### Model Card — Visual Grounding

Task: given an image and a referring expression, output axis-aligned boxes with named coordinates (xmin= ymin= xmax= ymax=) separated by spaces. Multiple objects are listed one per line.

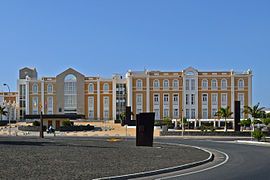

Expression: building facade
xmin=126 ymin=67 xmax=252 ymax=122
xmin=14 ymin=66 xmax=252 ymax=126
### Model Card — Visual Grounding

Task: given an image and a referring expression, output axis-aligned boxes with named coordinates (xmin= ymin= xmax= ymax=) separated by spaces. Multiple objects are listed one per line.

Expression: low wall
xmin=160 ymin=131 xmax=270 ymax=136
xmin=18 ymin=126 xmax=47 ymax=132
xmin=59 ymin=125 xmax=95 ymax=132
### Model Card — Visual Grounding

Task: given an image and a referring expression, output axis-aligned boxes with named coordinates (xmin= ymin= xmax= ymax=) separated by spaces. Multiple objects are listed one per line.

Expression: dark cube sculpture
xmin=234 ymin=101 xmax=241 ymax=131
xmin=136 ymin=112 xmax=155 ymax=147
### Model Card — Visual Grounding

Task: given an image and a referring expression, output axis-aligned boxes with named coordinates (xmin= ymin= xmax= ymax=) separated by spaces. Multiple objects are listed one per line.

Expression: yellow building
xmin=126 ymin=67 xmax=252 ymax=127
xmin=17 ymin=66 xmax=252 ymax=128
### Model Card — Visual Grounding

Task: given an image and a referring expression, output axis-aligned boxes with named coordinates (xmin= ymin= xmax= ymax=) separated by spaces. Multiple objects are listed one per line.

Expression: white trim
xmin=41 ymin=80 xmax=44 ymax=113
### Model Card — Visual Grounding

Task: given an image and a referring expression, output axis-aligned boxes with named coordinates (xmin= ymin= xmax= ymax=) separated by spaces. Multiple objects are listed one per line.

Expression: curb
xmin=95 ymin=143 xmax=214 ymax=180
xmin=235 ymin=140 xmax=270 ymax=145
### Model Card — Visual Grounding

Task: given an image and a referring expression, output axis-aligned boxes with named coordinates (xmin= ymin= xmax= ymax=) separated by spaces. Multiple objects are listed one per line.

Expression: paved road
xmin=153 ymin=137 xmax=270 ymax=180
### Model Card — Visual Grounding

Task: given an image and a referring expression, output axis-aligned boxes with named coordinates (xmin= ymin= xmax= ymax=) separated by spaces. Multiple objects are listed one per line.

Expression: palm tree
xmin=215 ymin=106 xmax=233 ymax=132
xmin=243 ymin=103 xmax=265 ymax=131
xmin=0 ymin=105 xmax=8 ymax=121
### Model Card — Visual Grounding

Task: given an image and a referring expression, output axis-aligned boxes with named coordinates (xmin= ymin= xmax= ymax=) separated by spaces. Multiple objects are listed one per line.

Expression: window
xmin=211 ymin=93 xmax=218 ymax=105
xmin=173 ymin=109 xmax=179 ymax=118
xmin=202 ymin=79 xmax=208 ymax=90
xmin=211 ymin=79 xmax=217 ymax=90
xmin=211 ymin=108 xmax=217 ymax=118
xmin=202 ymin=94 xmax=208 ymax=105
xmin=240 ymin=108 xmax=244 ymax=119
xmin=88 ymin=110 xmax=94 ymax=119
xmin=136 ymin=94 xmax=142 ymax=104
xmin=238 ymin=93 xmax=244 ymax=105
xmin=221 ymin=79 xmax=227 ymax=90
xmin=47 ymin=84 xmax=53 ymax=94
xmin=191 ymin=109 xmax=195 ymax=119
xmin=88 ymin=83 xmax=94 ymax=93
xmin=163 ymin=94 xmax=169 ymax=104
xmin=32 ymin=97 xmax=38 ymax=114
xmin=202 ymin=109 xmax=208 ymax=119
xmin=191 ymin=79 xmax=195 ymax=90
xmin=186 ymin=94 xmax=189 ymax=105
xmin=136 ymin=108 xmax=142 ymax=114
xmin=103 ymin=83 xmax=109 ymax=91
xmin=238 ymin=79 xmax=244 ymax=90
xmin=163 ymin=79 xmax=169 ymax=89
xmin=173 ymin=79 xmax=179 ymax=89
xmin=136 ymin=79 xmax=143 ymax=90
xmin=163 ymin=109 xmax=169 ymax=118
xmin=191 ymin=94 xmax=195 ymax=105
xmin=104 ymin=110 xmax=109 ymax=119
xmin=47 ymin=97 xmax=53 ymax=114
xmin=186 ymin=79 xmax=190 ymax=90
xmin=32 ymin=84 xmax=38 ymax=94
xmin=154 ymin=109 xmax=160 ymax=120
xmin=186 ymin=109 xmax=190 ymax=119
xmin=153 ymin=79 xmax=160 ymax=89
xmin=64 ymin=74 xmax=77 ymax=113
xmin=154 ymin=94 xmax=159 ymax=104
xmin=221 ymin=93 xmax=227 ymax=106
xmin=173 ymin=94 xmax=178 ymax=105
xmin=104 ymin=97 xmax=109 ymax=107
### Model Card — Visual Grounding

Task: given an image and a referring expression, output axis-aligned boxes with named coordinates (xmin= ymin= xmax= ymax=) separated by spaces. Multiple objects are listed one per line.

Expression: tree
xmin=243 ymin=103 xmax=265 ymax=131
xmin=215 ymin=106 xmax=233 ymax=132
xmin=0 ymin=105 xmax=8 ymax=121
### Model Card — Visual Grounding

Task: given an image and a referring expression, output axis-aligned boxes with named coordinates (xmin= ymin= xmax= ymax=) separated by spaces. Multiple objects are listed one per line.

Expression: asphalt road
xmin=153 ymin=137 xmax=270 ymax=180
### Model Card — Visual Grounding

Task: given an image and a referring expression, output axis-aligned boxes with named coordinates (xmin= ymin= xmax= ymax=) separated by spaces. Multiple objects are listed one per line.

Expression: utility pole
xmin=3 ymin=83 xmax=11 ymax=136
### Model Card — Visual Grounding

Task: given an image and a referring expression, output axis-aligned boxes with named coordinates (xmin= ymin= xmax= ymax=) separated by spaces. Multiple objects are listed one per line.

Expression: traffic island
xmin=0 ymin=136 xmax=211 ymax=179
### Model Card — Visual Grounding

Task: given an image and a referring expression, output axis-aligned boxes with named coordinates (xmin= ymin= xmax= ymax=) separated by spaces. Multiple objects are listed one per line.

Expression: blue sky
xmin=0 ymin=0 xmax=269 ymax=107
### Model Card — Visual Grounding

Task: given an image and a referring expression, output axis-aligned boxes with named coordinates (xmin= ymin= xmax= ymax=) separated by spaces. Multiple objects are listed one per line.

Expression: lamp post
xmin=3 ymin=83 xmax=11 ymax=136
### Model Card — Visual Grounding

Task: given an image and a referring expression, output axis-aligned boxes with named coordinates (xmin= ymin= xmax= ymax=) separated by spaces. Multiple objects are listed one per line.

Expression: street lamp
xmin=3 ymin=83 xmax=11 ymax=136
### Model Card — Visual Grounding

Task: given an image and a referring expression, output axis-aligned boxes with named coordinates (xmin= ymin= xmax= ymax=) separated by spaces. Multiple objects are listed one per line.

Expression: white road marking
xmin=157 ymin=148 xmax=229 ymax=180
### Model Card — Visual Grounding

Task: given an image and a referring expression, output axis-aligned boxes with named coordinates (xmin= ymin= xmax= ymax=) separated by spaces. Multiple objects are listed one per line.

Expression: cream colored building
xmin=126 ymin=67 xmax=252 ymax=127
xmin=17 ymin=66 xmax=252 ymax=128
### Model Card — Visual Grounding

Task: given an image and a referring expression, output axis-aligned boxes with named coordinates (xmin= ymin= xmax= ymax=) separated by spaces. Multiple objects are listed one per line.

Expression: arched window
xmin=47 ymin=84 xmax=53 ymax=94
xmin=88 ymin=83 xmax=94 ymax=93
xmin=103 ymin=83 xmax=109 ymax=91
xmin=136 ymin=79 xmax=143 ymax=90
xmin=32 ymin=84 xmax=38 ymax=94
xmin=173 ymin=79 xmax=179 ymax=89
xmin=64 ymin=74 xmax=77 ymax=113
xmin=163 ymin=79 xmax=169 ymax=89
xmin=153 ymin=79 xmax=160 ymax=89
xmin=202 ymin=79 xmax=208 ymax=90
xmin=238 ymin=79 xmax=244 ymax=89
xmin=211 ymin=79 xmax=217 ymax=89
xmin=221 ymin=79 xmax=227 ymax=90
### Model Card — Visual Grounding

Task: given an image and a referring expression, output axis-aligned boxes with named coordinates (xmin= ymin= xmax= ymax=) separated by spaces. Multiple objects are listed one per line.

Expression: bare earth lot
xmin=0 ymin=137 xmax=209 ymax=180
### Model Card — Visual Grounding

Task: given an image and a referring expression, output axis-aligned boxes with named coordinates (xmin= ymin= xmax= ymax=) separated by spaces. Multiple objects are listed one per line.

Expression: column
xmin=112 ymin=79 xmax=116 ymax=120
xmin=41 ymin=80 xmax=44 ymax=113
xmin=146 ymin=76 xmax=150 ymax=112
xmin=97 ymin=78 xmax=100 ymax=119
xmin=231 ymin=74 xmax=235 ymax=117
xmin=26 ymin=81 xmax=29 ymax=114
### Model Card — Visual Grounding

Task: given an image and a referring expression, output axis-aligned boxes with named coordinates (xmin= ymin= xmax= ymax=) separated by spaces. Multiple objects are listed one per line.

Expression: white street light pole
xmin=3 ymin=83 xmax=11 ymax=136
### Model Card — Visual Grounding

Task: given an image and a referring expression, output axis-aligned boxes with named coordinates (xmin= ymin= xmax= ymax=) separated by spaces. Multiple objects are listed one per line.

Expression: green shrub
xmin=252 ymin=130 xmax=266 ymax=141
xmin=62 ymin=120 xmax=72 ymax=127
xmin=209 ymin=126 xmax=215 ymax=132
xmin=240 ymin=119 xmax=251 ymax=126
xmin=200 ymin=125 xmax=207 ymax=132
xmin=262 ymin=118 xmax=270 ymax=125
xmin=32 ymin=121 xmax=40 ymax=126
xmin=253 ymin=119 xmax=262 ymax=124
xmin=163 ymin=117 xmax=172 ymax=126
